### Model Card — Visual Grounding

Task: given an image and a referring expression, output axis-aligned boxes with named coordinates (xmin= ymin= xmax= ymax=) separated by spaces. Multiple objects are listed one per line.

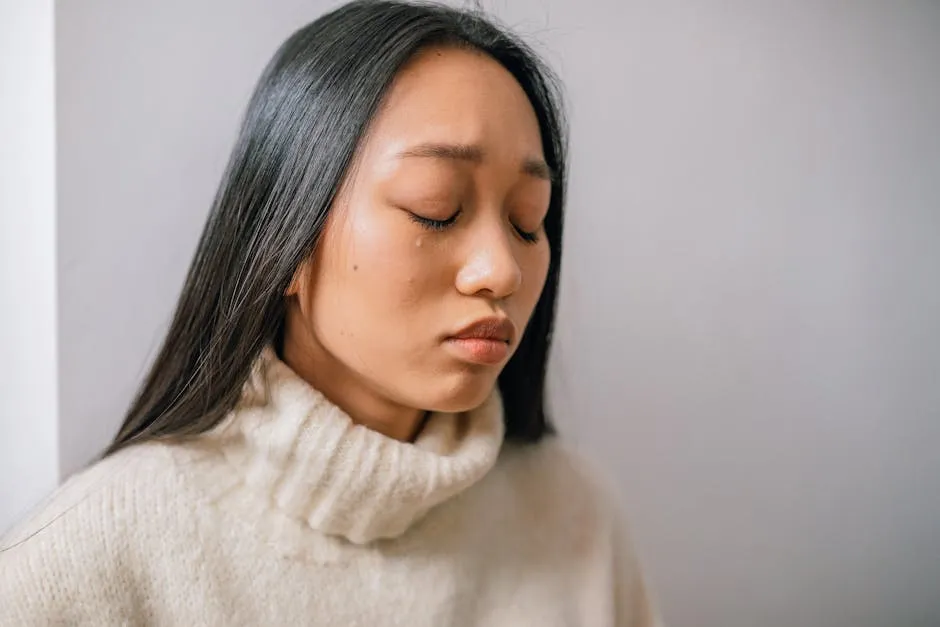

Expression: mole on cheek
xmin=353 ymin=264 xmax=358 ymax=271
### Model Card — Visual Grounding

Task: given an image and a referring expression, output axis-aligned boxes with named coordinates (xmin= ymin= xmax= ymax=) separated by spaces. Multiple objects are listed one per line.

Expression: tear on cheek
xmin=415 ymin=237 xmax=424 ymax=248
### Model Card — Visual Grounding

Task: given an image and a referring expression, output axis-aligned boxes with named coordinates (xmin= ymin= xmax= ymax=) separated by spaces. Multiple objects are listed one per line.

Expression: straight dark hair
xmin=105 ymin=0 xmax=568 ymax=458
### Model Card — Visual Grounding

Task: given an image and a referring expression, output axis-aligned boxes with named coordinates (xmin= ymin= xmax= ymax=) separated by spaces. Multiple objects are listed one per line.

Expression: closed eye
xmin=513 ymin=223 xmax=541 ymax=244
xmin=407 ymin=207 xmax=540 ymax=243
xmin=408 ymin=209 xmax=461 ymax=231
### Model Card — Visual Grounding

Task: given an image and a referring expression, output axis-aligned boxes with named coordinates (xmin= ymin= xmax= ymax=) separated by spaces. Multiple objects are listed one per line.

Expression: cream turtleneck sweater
xmin=1 ymin=348 xmax=661 ymax=626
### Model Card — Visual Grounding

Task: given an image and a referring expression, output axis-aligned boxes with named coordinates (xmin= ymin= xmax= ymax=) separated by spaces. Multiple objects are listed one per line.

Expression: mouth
xmin=445 ymin=316 xmax=516 ymax=366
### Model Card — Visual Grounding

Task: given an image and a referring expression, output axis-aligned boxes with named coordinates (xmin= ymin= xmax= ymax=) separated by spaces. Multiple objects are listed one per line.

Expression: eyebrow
xmin=395 ymin=142 xmax=555 ymax=181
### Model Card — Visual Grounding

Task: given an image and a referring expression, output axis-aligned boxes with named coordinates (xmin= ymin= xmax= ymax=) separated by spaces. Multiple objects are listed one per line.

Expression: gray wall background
xmin=0 ymin=0 xmax=58 ymax=534
xmin=50 ymin=1 xmax=940 ymax=626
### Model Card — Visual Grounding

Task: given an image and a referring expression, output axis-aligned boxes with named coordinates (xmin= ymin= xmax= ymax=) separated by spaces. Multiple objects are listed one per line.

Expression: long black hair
xmin=105 ymin=0 xmax=568 ymax=457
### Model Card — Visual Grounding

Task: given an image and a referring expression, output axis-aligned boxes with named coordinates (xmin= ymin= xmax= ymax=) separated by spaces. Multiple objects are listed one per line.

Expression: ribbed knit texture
xmin=210 ymin=346 xmax=506 ymax=544
xmin=0 ymin=348 xmax=662 ymax=626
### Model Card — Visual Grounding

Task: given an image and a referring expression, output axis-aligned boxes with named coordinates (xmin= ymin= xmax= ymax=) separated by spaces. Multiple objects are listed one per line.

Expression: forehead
xmin=361 ymin=46 xmax=545 ymax=161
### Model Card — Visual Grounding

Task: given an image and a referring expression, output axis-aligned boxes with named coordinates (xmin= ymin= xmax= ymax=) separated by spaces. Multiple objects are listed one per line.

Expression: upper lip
xmin=450 ymin=316 xmax=516 ymax=343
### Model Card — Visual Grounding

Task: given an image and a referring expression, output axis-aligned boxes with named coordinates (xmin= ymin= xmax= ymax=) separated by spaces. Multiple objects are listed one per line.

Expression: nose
xmin=455 ymin=225 xmax=523 ymax=300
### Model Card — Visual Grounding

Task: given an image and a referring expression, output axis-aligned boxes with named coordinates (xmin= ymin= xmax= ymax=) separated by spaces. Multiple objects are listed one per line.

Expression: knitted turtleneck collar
xmin=205 ymin=346 xmax=506 ymax=545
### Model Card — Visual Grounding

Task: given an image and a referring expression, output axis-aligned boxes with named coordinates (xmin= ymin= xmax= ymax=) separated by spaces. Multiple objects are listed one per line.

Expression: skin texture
xmin=282 ymin=46 xmax=552 ymax=442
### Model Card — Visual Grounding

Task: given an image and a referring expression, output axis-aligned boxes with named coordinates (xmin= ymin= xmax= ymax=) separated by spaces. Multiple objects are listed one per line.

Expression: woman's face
xmin=283 ymin=46 xmax=551 ymax=429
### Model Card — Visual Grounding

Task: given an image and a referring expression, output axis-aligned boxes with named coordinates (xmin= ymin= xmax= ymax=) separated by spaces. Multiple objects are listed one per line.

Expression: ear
xmin=285 ymin=259 xmax=310 ymax=297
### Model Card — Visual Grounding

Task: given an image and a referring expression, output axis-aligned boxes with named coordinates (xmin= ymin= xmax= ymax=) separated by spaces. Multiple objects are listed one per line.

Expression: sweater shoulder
xmin=1 ymin=442 xmax=174 ymax=547
xmin=487 ymin=437 xmax=662 ymax=626
xmin=0 ymin=443 xmax=182 ymax=622
xmin=496 ymin=435 xmax=625 ymax=523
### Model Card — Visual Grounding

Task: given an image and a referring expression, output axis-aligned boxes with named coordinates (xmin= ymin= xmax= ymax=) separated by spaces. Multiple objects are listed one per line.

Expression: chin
xmin=422 ymin=370 xmax=500 ymax=414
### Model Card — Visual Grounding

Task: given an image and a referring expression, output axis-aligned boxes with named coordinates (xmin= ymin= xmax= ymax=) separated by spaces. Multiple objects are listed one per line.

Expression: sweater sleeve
xmin=0 ymin=451 xmax=158 ymax=625
xmin=611 ymin=507 xmax=665 ymax=627
xmin=0 ymin=523 xmax=133 ymax=625
xmin=520 ymin=436 xmax=665 ymax=626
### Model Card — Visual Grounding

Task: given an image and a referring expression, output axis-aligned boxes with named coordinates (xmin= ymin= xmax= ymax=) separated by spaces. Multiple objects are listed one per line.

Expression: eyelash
xmin=515 ymin=225 xmax=540 ymax=244
xmin=408 ymin=210 xmax=460 ymax=232
xmin=408 ymin=209 xmax=541 ymax=244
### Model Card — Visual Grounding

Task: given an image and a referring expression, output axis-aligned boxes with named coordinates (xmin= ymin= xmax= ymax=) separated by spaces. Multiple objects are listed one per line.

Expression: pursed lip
xmin=449 ymin=316 xmax=516 ymax=344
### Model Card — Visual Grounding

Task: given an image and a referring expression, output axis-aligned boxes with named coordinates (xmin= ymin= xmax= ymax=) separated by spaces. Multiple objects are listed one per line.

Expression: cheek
xmin=329 ymin=204 xmax=445 ymax=309
xmin=524 ymin=243 xmax=551 ymax=299
xmin=514 ymin=242 xmax=551 ymax=324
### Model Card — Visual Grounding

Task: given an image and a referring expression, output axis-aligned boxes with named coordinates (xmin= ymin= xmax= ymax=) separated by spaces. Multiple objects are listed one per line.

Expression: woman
xmin=1 ymin=1 xmax=660 ymax=624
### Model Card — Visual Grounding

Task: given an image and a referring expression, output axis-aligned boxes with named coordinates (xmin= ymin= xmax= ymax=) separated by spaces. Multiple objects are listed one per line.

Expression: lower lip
xmin=445 ymin=338 xmax=510 ymax=365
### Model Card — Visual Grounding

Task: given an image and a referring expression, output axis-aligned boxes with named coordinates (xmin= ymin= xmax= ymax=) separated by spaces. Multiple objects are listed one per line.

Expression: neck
xmin=280 ymin=315 xmax=426 ymax=443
